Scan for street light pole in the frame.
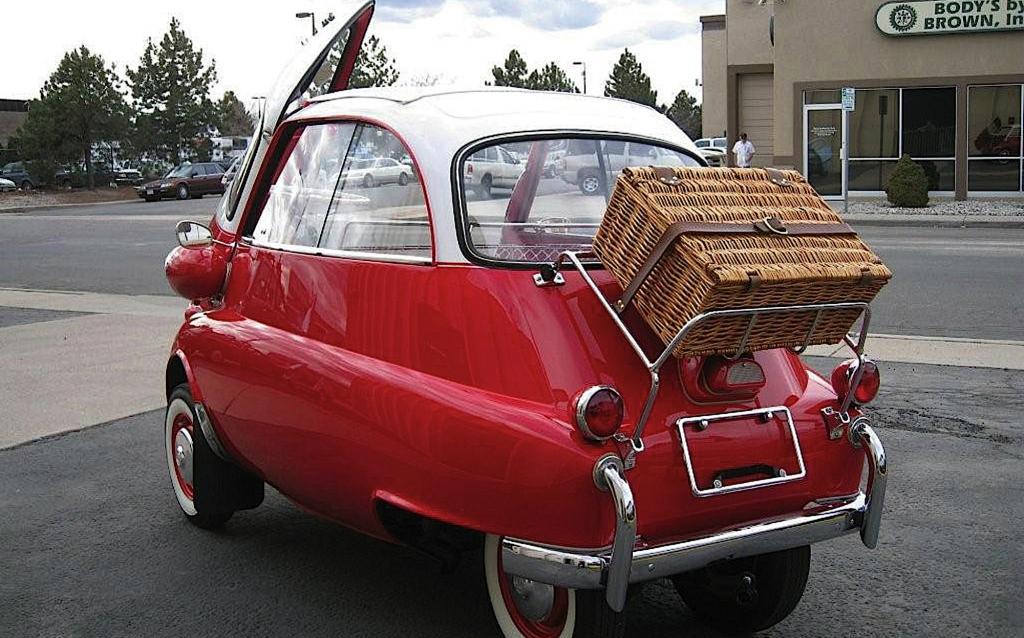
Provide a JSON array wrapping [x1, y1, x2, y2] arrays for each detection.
[[572, 61, 587, 95], [295, 11, 317, 36]]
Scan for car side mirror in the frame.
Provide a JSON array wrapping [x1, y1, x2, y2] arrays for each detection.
[[176, 220, 213, 248]]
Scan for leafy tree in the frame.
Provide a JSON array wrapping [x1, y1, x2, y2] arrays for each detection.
[[604, 48, 657, 108], [490, 49, 530, 88], [665, 88, 702, 139], [128, 18, 217, 162], [349, 35, 400, 89], [527, 63, 579, 93], [214, 90, 256, 136], [13, 46, 128, 188]]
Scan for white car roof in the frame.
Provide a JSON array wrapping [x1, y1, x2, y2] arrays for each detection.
[[286, 87, 701, 263]]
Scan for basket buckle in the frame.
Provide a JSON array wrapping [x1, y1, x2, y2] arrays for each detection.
[[761, 216, 789, 235]]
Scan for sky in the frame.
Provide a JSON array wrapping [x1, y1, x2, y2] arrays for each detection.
[[1, 0, 724, 112]]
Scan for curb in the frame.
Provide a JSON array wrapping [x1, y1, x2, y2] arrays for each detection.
[[0, 198, 138, 215], [845, 216, 1024, 229]]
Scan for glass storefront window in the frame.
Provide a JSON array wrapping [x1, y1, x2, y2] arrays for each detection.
[[969, 159, 1022, 191], [968, 85, 1022, 158], [850, 89, 899, 158], [916, 159, 956, 191], [902, 88, 956, 157], [848, 160, 897, 191], [804, 89, 841, 104]]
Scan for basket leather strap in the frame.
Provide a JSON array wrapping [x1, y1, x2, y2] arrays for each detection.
[[614, 218, 857, 312]]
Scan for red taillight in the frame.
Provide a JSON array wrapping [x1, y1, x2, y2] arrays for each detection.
[[702, 356, 766, 396], [574, 386, 624, 441], [831, 358, 880, 406]]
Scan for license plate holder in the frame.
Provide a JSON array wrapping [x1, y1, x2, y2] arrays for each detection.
[[676, 406, 807, 497]]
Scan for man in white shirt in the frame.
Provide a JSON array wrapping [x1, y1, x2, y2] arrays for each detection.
[[732, 133, 756, 168]]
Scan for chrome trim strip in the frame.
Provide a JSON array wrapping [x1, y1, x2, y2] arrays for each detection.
[[246, 238, 432, 265], [676, 406, 807, 497]]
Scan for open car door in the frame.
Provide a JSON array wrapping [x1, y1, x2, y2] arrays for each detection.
[[261, 0, 375, 138], [219, 1, 374, 228]]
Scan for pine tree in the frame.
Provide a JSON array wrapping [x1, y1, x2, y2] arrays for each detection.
[[349, 35, 400, 89], [527, 63, 579, 93], [665, 88, 702, 139], [604, 49, 658, 108], [490, 50, 530, 88], [13, 46, 128, 189], [127, 18, 217, 162], [214, 90, 256, 136]]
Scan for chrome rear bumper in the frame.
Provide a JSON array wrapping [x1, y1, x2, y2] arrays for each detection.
[[501, 420, 887, 612]]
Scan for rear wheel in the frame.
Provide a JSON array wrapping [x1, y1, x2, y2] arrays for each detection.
[[578, 171, 601, 196], [672, 546, 811, 633], [485, 535, 625, 638], [165, 384, 263, 529]]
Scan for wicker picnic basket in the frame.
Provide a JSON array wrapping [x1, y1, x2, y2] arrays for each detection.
[[591, 166, 891, 357]]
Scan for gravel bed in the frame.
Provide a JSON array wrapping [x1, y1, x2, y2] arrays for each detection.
[[835, 197, 1024, 216]]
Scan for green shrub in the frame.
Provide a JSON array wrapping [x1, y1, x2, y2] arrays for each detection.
[[885, 154, 929, 208]]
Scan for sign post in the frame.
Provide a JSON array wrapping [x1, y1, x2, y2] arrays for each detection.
[[841, 87, 855, 215]]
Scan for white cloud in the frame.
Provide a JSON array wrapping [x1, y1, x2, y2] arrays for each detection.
[[0, 0, 723, 109]]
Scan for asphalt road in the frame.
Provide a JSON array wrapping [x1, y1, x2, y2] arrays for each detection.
[[2, 359, 1021, 637], [1, 196, 1021, 339]]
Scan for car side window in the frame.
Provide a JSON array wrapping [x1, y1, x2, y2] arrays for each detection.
[[250, 122, 430, 260], [252, 122, 357, 249], [319, 124, 430, 259], [604, 140, 626, 155]]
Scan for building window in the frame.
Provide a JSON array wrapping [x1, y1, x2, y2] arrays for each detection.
[[850, 89, 900, 159], [968, 84, 1023, 193], [803, 86, 958, 193]]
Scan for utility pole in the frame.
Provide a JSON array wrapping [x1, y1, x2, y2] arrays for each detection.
[[295, 11, 317, 36], [573, 61, 587, 94]]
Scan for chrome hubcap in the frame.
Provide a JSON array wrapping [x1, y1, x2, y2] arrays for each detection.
[[174, 428, 194, 488], [582, 177, 599, 192], [508, 575, 555, 622]]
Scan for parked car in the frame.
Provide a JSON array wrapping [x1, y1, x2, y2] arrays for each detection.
[[137, 162, 226, 201], [1, 162, 38, 190], [341, 156, 414, 188], [561, 139, 686, 195], [221, 155, 243, 186], [464, 144, 525, 198], [0, 177, 16, 192], [693, 136, 728, 166], [162, 5, 887, 637]]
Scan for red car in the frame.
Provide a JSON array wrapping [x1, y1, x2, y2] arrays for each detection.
[[138, 162, 226, 202], [162, 3, 887, 636]]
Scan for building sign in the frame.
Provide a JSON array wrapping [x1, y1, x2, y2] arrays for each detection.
[[876, 1, 1024, 36]]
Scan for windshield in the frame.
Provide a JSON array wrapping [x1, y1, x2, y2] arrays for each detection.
[[460, 136, 700, 263], [166, 165, 192, 178]]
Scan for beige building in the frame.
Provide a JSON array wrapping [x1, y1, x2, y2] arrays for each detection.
[[701, 0, 1024, 199]]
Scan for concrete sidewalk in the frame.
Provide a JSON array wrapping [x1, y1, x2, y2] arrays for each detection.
[[1, 287, 1021, 450]]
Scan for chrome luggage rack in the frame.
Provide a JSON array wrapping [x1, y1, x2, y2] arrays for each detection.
[[536, 250, 873, 469]]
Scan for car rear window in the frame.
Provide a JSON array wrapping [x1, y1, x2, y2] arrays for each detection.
[[459, 136, 700, 264]]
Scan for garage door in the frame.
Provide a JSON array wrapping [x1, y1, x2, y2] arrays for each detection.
[[738, 73, 774, 166]]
